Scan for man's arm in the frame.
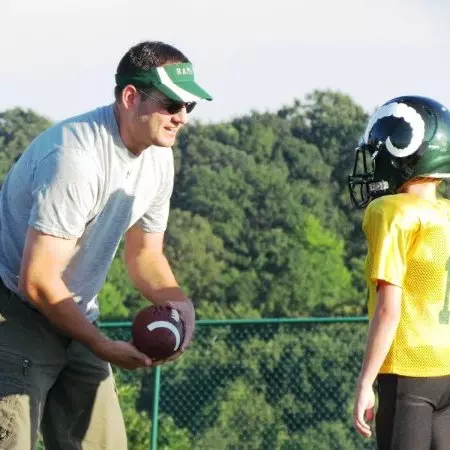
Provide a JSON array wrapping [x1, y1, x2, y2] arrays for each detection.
[[124, 224, 195, 351], [19, 227, 151, 369]]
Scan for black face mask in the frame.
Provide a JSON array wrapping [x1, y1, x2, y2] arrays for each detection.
[[348, 145, 398, 209]]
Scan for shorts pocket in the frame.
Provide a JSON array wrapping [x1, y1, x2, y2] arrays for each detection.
[[0, 349, 29, 445]]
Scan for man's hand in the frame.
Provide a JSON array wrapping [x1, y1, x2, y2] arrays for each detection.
[[170, 298, 195, 351], [91, 338, 152, 370], [353, 383, 375, 438], [156, 298, 195, 364]]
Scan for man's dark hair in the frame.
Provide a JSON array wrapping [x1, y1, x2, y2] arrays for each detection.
[[114, 41, 190, 100]]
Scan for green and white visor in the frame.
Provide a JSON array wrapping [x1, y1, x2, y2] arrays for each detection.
[[115, 62, 212, 103]]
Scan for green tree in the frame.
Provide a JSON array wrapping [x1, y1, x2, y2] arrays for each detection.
[[0, 108, 52, 181], [165, 209, 231, 317]]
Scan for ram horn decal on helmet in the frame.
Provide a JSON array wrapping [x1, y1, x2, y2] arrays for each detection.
[[364, 102, 425, 158]]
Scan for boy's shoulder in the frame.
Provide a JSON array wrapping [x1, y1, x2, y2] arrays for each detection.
[[367, 193, 443, 217], [364, 194, 438, 230]]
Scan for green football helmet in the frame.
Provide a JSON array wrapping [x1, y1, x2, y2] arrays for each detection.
[[348, 95, 450, 208]]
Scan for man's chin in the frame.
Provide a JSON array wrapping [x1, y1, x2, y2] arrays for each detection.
[[156, 138, 176, 148]]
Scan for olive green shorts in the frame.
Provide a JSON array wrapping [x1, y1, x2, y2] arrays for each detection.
[[0, 281, 127, 450]]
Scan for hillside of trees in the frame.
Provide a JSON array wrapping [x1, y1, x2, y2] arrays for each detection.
[[1, 91, 382, 449]]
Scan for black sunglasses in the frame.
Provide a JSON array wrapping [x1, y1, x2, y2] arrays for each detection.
[[137, 89, 197, 114]]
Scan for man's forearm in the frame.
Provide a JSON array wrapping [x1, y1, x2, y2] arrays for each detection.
[[125, 243, 196, 353], [20, 278, 108, 351], [126, 250, 187, 303]]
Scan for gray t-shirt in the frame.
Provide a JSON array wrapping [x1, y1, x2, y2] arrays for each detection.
[[0, 104, 174, 321]]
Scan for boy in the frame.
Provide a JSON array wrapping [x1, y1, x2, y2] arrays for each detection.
[[348, 95, 450, 449]]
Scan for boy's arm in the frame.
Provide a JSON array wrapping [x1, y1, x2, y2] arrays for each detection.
[[357, 281, 402, 387], [353, 281, 402, 437]]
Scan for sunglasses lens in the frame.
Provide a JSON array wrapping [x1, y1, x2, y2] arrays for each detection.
[[166, 101, 197, 114], [138, 90, 197, 115], [186, 102, 197, 113], [166, 103, 182, 114]]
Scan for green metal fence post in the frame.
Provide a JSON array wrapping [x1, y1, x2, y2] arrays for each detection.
[[151, 365, 161, 450]]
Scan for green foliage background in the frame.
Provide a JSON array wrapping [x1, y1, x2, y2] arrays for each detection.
[[1, 91, 382, 449]]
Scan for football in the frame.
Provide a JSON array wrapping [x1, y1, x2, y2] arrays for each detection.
[[131, 304, 184, 361]]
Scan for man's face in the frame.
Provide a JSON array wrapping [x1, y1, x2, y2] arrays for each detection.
[[133, 88, 190, 148]]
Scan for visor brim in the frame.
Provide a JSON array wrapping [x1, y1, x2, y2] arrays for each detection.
[[154, 81, 212, 103]]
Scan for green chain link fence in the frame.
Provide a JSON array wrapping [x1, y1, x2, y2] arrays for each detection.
[[100, 317, 376, 450]]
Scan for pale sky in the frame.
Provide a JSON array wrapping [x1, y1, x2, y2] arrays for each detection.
[[1, 0, 449, 124]]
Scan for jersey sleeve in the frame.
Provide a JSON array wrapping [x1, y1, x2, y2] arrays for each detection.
[[29, 148, 99, 239], [363, 198, 419, 287], [137, 155, 174, 234]]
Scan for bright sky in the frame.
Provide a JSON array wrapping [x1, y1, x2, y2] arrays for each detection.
[[1, 0, 449, 124]]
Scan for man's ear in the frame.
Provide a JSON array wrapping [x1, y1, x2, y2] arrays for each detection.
[[121, 84, 139, 111]]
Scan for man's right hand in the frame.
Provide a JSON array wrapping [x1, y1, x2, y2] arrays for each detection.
[[92, 338, 152, 370]]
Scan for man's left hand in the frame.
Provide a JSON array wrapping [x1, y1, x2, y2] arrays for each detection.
[[163, 298, 195, 362]]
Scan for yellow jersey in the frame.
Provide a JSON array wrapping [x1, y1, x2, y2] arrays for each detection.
[[364, 193, 450, 376]]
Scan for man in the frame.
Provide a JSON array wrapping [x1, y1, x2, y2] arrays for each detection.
[[0, 40, 212, 449], [349, 95, 450, 449]]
